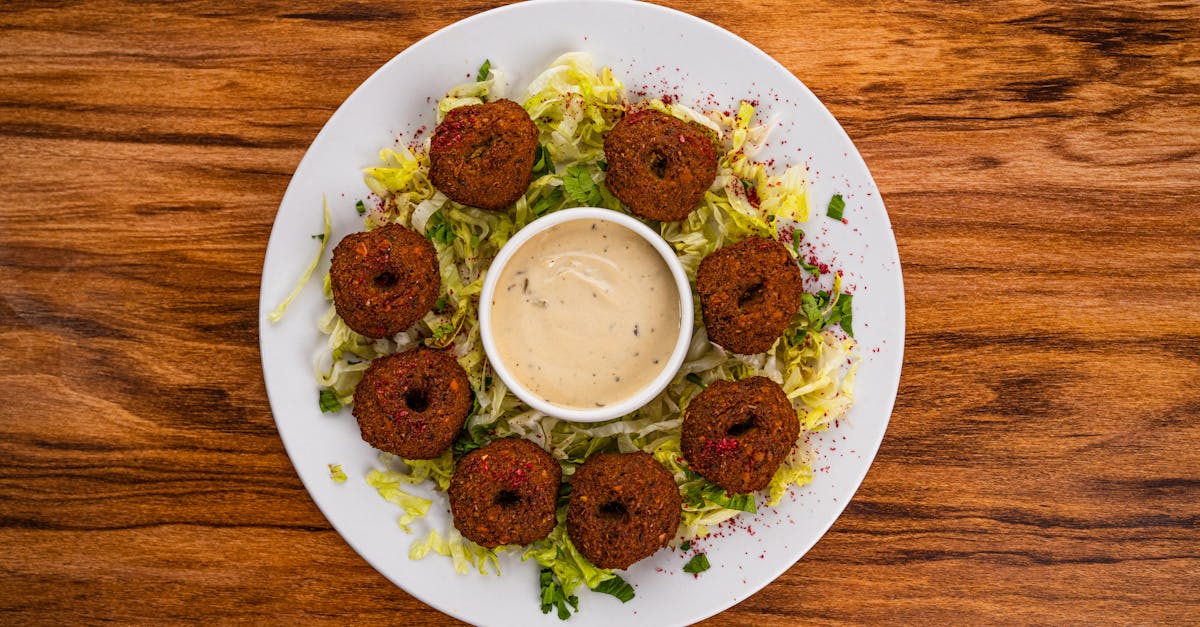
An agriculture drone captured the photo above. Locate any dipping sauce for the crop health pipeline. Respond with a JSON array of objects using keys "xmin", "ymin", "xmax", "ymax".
[{"xmin": 489, "ymin": 218, "xmax": 682, "ymax": 409}]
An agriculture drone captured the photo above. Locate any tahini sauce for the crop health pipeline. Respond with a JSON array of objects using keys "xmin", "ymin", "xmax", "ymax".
[{"xmin": 490, "ymin": 219, "xmax": 681, "ymax": 409}]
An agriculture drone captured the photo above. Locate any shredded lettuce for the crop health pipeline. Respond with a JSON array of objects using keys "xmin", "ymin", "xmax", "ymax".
[
  {"xmin": 267, "ymin": 196, "xmax": 330, "ymax": 322},
  {"xmin": 409, "ymin": 528, "xmax": 502, "ymax": 576},
  {"xmin": 312, "ymin": 53, "xmax": 860, "ymax": 612}
]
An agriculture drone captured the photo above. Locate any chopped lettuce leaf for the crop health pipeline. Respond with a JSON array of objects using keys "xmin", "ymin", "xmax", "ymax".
[
  {"xmin": 267, "ymin": 196, "xmax": 330, "ymax": 323},
  {"xmin": 366, "ymin": 469, "xmax": 432, "ymax": 532},
  {"xmin": 409, "ymin": 528, "xmax": 501, "ymax": 576}
]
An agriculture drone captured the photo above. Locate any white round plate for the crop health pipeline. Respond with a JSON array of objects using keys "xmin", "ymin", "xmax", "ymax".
[{"xmin": 259, "ymin": 1, "xmax": 904, "ymax": 625}]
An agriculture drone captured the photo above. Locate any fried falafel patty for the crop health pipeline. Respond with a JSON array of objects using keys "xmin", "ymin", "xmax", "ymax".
[
  {"xmin": 448, "ymin": 438, "xmax": 562, "ymax": 548},
  {"xmin": 697, "ymin": 236, "xmax": 804, "ymax": 354},
  {"xmin": 681, "ymin": 376, "xmax": 799, "ymax": 494},
  {"xmin": 329, "ymin": 224, "xmax": 440, "ymax": 339},
  {"xmin": 567, "ymin": 452, "xmax": 681, "ymax": 570},
  {"xmin": 429, "ymin": 99, "xmax": 539, "ymax": 211},
  {"xmin": 602, "ymin": 109, "xmax": 718, "ymax": 222},
  {"xmin": 352, "ymin": 348, "xmax": 471, "ymax": 460}
]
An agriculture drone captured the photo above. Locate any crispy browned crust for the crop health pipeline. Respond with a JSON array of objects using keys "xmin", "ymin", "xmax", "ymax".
[
  {"xmin": 329, "ymin": 224, "xmax": 440, "ymax": 339},
  {"xmin": 697, "ymin": 236, "xmax": 804, "ymax": 354},
  {"xmin": 681, "ymin": 376, "xmax": 799, "ymax": 494},
  {"xmin": 449, "ymin": 438, "xmax": 562, "ymax": 548},
  {"xmin": 603, "ymin": 109, "xmax": 718, "ymax": 222},
  {"xmin": 566, "ymin": 452, "xmax": 681, "ymax": 570},
  {"xmin": 352, "ymin": 348, "xmax": 471, "ymax": 460},
  {"xmin": 429, "ymin": 99, "xmax": 539, "ymax": 211}
]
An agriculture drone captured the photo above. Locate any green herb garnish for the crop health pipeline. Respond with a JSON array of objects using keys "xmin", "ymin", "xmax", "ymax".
[
  {"xmin": 355, "ymin": 200, "xmax": 366, "ymax": 215},
  {"xmin": 318, "ymin": 389, "xmax": 342, "ymax": 413},
  {"xmin": 827, "ymin": 193, "xmax": 845, "ymax": 220},
  {"xmin": 592, "ymin": 576, "xmax": 635, "ymax": 603},
  {"xmin": 425, "ymin": 210, "xmax": 456, "ymax": 246},
  {"xmin": 685, "ymin": 373, "xmax": 705, "ymax": 388},
  {"xmin": 683, "ymin": 553, "xmax": 711, "ymax": 574},
  {"xmin": 563, "ymin": 165, "xmax": 602, "ymax": 206},
  {"xmin": 795, "ymin": 288, "xmax": 854, "ymax": 339},
  {"xmin": 539, "ymin": 568, "xmax": 579, "ymax": 620},
  {"xmin": 476, "ymin": 59, "xmax": 491, "ymax": 82},
  {"xmin": 311, "ymin": 233, "xmax": 325, "ymax": 241},
  {"xmin": 532, "ymin": 144, "xmax": 555, "ymax": 177},
  {"xmin": 680, "ymin": 541, "xmax": 692, "ymax": 552},
  {"xmin": 328, "ymin": 463, "xmax": 347, "ymax": 483},
  {"xmin": 531, "ymin": 186, "xmax": 564, "ymax": 217},
  {"xmin": 684, "ymin": 480, "xmax": 756, "ymax": 513}
]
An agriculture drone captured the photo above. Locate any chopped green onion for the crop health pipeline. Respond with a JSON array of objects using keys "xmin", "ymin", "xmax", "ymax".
[
  {"xmin": 355, "ymin": 200, "xmax": 366, "ymax": 215},
  {"xmin": 476, "ymin": 59, "xmax": 491, "ymax": 82}
]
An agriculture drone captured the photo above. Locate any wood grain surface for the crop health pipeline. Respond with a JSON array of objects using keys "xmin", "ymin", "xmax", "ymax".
[{"xmin": 2, "ymin": 0, "xmax": 1198, "ymax": 624}]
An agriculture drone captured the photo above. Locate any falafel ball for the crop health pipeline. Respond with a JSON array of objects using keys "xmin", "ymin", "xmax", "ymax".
[
  {"xmin": 681, "ymin": 376, "xmax": 799, "ymax": 494},
  {"xmin": 329, "ymin": 224, "xmax": 440, "ymax": 339},
  {"xmin": 697, "ymin": 236, "xmax": 804, "ymax": 354},
  {"xmin": 429, "ymin": 99, "xmax": 539, "ymax": 211},
  {"xmin": 603, "ymin": 109, "xmax": 718, "ymax": 222},
  {"xmin": 352, "ymin": 348, "xmax": 471, "ymax": 460},
  {"xmin": 449, "ymin": 438, "xmax": 562, "ymax": 548},
  {"xmin": 567, "ymin": 452, "xmax": 681, "ymax": 570}
]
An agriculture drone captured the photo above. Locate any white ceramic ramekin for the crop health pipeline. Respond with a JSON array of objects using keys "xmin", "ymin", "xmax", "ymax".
[{"xmin": 478, "ymin": 207, "xmax": 694, "ymax": 423}]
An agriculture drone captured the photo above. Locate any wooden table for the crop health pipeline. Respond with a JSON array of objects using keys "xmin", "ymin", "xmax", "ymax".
[{"xmin": 3, "ymin": 1, "xmax": 1197, "ymax": 623}]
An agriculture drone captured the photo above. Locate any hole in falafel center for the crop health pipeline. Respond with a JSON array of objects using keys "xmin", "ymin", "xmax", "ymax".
[
  {"xmin": 737, "ymin": 281, "xmax": 765, "ymax": 308},
  {"xmin": 599, "ymin": 501, "xmax": 629, "ymax": 520},
  {"xmin": 469, "ymin": 137, "xmax": 496, "ymax": 160},
  {"xmin": 648, "ymin": 151, "xmax": 667, "ymax": 178},
  {"xmin": 403, "ymin": 389, "xmax": 430, "ymax": 412},
  {"xmin": 374, "ymin": 271, "xmax": 399, "ymax": 288},
  {"xmin": 727, "ymin": 416, "xmax": 757, "ymax": 437},
  {"xmin": 494, "ymin": 489, "xmax": 520, "ymax": 507}
]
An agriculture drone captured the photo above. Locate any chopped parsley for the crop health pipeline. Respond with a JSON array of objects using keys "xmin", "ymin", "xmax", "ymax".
[
  {"xmin": 683, "ymin": 553, "xmax": 711, "ymax": 574},
  {"xmin": 563, "ymin": 165, "xmax": 602, "ymax": 206},
  {"xmin": 425, "ymin": 210, "xmax": 455, "ymax": 246},
  {"xmin": 476, "ymin": 59, "xmax": 491, "ymax": 82},
  {"xmin": 328, "ymin": 463, "xmax": 347, "ymax": 483},
  {"xmin": 826, "ymin": 193, "xmax": 846, "ymax": 220},
  {"xmin": 796, "ymin": 290, "xmax": 855, "ymax": 339},
  {"xmin": 592, "ymin": 575, "xmax": 635, "ymax": 603},
  {"xmin": 318, "ymin": 388, "xmax": 342, "ymax": 413},
  {"xmin": 355, "ymin": 199, "xmax": 366, "ymax": 215},
  {"xmin": 680, "ymin": 540, "xmax": 692, "ymax": 552},
  {"xmin": 310, "ymin": 233, "xmax": 325, "ymax": 241}
]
